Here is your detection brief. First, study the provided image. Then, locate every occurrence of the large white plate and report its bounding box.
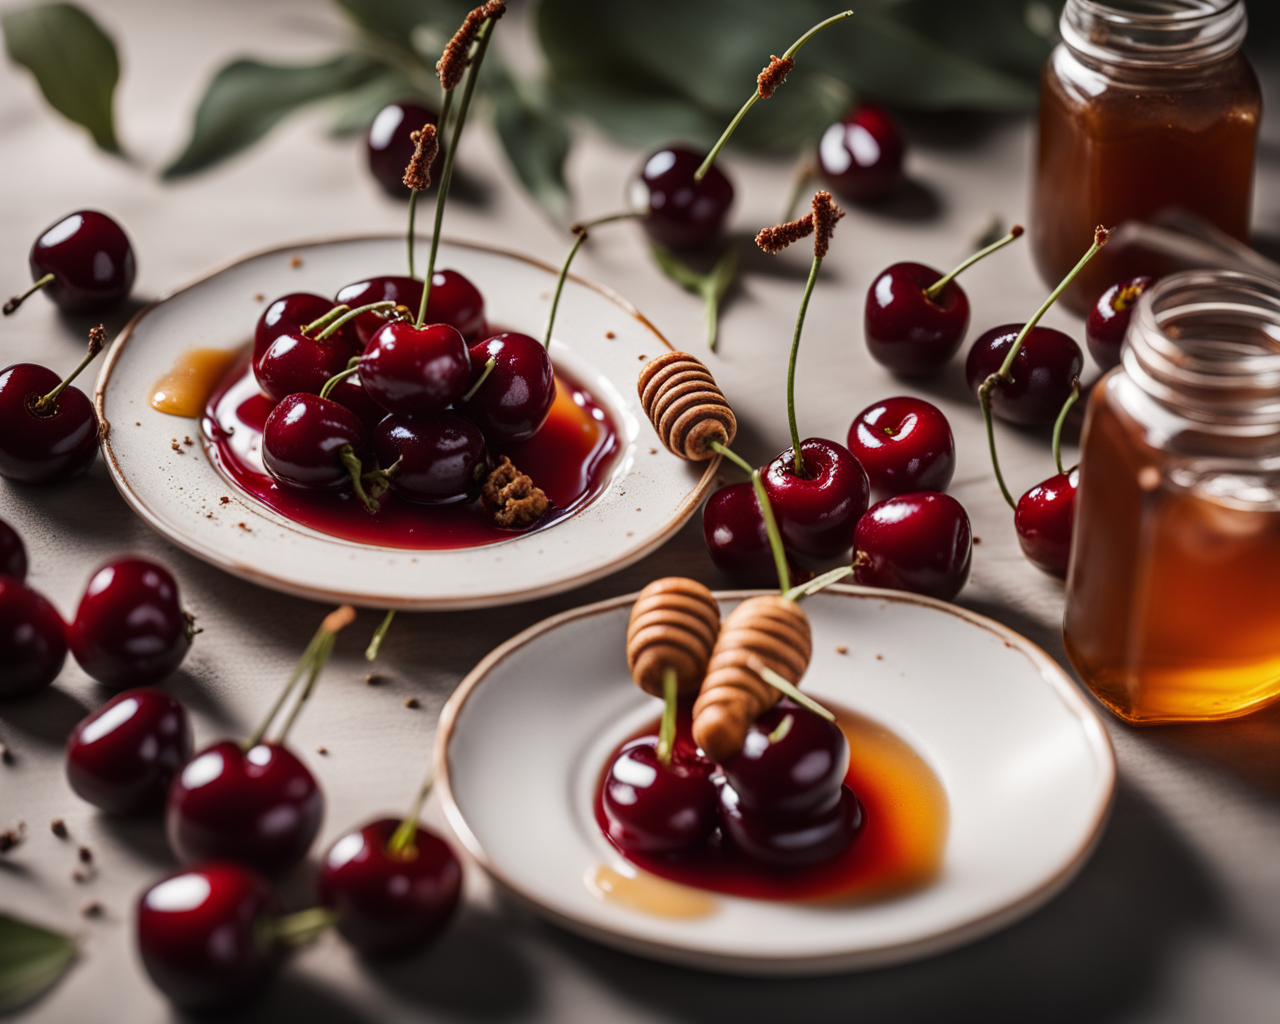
[437,586,1115,974]
[95,236,715,609]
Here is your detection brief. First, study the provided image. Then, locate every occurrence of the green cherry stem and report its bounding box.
[317,301,396,341]
[923,225,1025,301]
[780,158,817,223]
[695,10,853,182]
[786,254,823,478]
[1053,378,1081,476]
[387,773,434,857]
[274,606,356,744]
[460,356,496,402]
[783,565,853,602]
[407,188,420,279]
[408,89,456,278]
[269,907,339,948]
[3,272,56,315]
[981,387,1017,510]
[318,356,361,400]
[751,661,835,721]
[31,325,105,415]
[656,667,678,766]
[545,228,586,349]
[302,304,351,337]
[340,445,381,514]
[365,609,396,661]
[571,210,645,233]
[709,440,790,594]
[418,15,498,327]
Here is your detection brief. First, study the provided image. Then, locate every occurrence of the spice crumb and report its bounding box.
[237,523,250,531]
[649,448,657,455]
[290,256,303,268]
[183,436,193,446]
[0,742,12,764]
[220,496,230,504]
[835,645,848,655]
[973,536,982,545]
[0,823,25,852]
[254,293,265,302]
[481,457,549,528]
[171,443,182,453]
[80,900,105,918]
[78,845,93,864]
[316,746,328,755]
[135,421,141,426]
[403,697,420,709]
[638,354,647,361]
[606,331,616,339]
[875,653,883,660]
[51,819,68,839]
[364,673,382,686]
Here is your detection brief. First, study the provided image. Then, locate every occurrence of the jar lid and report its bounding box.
[1062,0,1247,69]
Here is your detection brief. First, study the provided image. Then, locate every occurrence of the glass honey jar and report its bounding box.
[1064,271,1280,723]
[1032,0,1261,315]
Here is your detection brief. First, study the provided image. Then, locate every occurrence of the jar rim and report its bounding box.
[1063,0,1247,69]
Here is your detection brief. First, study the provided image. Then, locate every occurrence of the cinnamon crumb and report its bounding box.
[171,443,182,452]
[875,653,883,660]
[638,354,646,361]
[403,123,439,191]
[135,421,140,426]
[316,746,328,755]
[80,900,105,918]
[649,448,657,455]
[78,845,92,863]
[404,697,420,709]
[811,190,844,259]
[364,673,382,686]
[755,213,814,253]
[973,536,982,545]
[290,256,303,268]
[0,823,25,852]
[183,436,193,446]
[482,456,549,529]
[51,819,68,839]
[437,1,507,90]
[756,54,795,99]
[254,293,265,302]
[835,645,848,655]
[237,522,250,531]
[0,742,11,764]
[606,331,616,339]
[220,496,230,504]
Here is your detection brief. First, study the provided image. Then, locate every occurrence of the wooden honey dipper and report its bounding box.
[638,351,737,462]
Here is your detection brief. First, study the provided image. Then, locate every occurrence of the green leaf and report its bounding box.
[651,244,739,351]
[2,3,121,153]
[488,57,572,226]
[329,67,420,136]
[0,914,77,1012]
[164,54,381,179]
[335,0,471,46]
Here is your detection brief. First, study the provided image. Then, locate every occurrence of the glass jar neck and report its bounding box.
[1061,0,1247,71]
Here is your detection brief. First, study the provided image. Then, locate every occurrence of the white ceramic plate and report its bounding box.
[94,236,715,609]
[437,585,1115,975]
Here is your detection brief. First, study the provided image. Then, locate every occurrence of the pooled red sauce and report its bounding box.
[201,356,620,549]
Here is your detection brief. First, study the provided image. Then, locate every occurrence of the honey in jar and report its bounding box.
[1064,271,1280,723]
[1032,0,1261,314]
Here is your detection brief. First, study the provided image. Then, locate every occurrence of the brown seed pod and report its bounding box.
[637,352,737,461]
[692,595,812,762]
[626,578,720,698]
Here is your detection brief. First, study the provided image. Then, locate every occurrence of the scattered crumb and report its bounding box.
[626,531,634,537]
[183,436,193,446]
[134,421,141,426]
[171,443,182,453]
[72,867,92,883]
[638,354,646,361]
[973,536,982,545]
[539,292,550,300]
[78,845,93,864]
[481,457,549,528]
[835,645,848,655]
[875,653,883,660]
[316,746,328,755]
[254,293,265,302]
[364,673,382,686]
[649,448,657,455]
[289,256,304,268]
[220,496,230,504]
[605,331,616,339]
[0,823,25,852]
[635,508,641,512]
[80,900,105,918]
[205,513,214,519]
[403,697,420,709]
[51,819,68,839]
[237,523,250,531]
[0,742,12,765]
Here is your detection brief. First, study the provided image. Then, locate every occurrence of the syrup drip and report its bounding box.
[150,347,242,417]
[586,864,718,919]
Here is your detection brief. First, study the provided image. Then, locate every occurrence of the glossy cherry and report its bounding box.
[702,482,782,587]
[253,293,354,375]
[0,517,27,580]
[367,100,442,196]
[463,333,555,445]
[360,321,471,415]
[137,862,279,1010]
[0,575,66,697]
[965,324,1084,427]
[1016,468,1078,577]
[66,687,192,813]
[5,210,135,315]
[262,393,368,492]
[719,700,849,815]
[847,396,955,496]
[327,375,388,434]
[0,363,99,483]
[255,328,362,403]
[318,818,462,958]
[817,104,905,203]
[1086,275,1153,372]
[335,271,486,347]
[373,411,488,505]
[166,739,324,873]
[864,262,970,376]
[632,146,734,250]
[601,736,718,855]
[719,779,861,869]
[761,438,869,561]
[853,491,972,601]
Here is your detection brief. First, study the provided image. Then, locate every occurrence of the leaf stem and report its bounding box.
[545,228,586,349]
[923,225,1024,301]
[1053,378,1080,476]
[365,609,395,661]
[786,255,822,477]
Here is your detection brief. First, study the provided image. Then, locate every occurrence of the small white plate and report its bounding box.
[94,236,715,609]
[437,586,1115,975]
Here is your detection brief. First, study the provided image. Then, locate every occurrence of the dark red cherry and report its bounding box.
[367,100,442,196]
[373,411,488,505]
[7,210,136,315]
[463,333,555,445]
[166,739,323,873]
[255,328,362,403]
[854,491,972,601]
[67,558,193,689]
[1016,468,1078,578]
[702,482,781,587]
[252,293,353,376]
[262,393,368,492]
[318,818,462,958]
[719,781,862,869]
[0,517,27,580]
[327,375,388,434]
[66,687,193,813]
[601,736,718,855]
[360,321,471,416]
[817,104,905,203]
[0,363,98,483]
[965,324,1084,427]
[719,700,849,815]
[864,262,970,376]
[761,438,869,561]
[847,396,955,497]
[335,271,486,347]
[137,862,279,1010]
[633,146,734,250]
[1086,276,1153,372]
[0,575,66,697]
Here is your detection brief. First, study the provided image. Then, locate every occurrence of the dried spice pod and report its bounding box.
[638,351,737,461]
[692,595,812,762]
[626,578,721,698]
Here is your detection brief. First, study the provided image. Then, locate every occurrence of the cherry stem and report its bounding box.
[269,907,338,948]
[3,272,55,316]
[366,609,396,661]
[407,188,421,279]
[783,565,853,601]
[710,440,790,594]
[274,606,356,744]
[786,254,823,478]
[695,10,854,182]
[32,325,105,415]
[545,229,587,349]
[1053,378,1080,476]
[245,606,355,750]
[317,301,396,340]
[767,714,794,744]
[656,667,678,766]
[302,304,350,337]
[340,444,381,514]
[460,356,496,402]
[571,210,645,233]
[318,357,361,400]
[979,388,1016,510]
[750,660,835,721]
[418,15,498,327]
[923,225,1025,301]
[388,773,434,858]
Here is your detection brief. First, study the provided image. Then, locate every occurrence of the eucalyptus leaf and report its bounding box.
[0,914,77,1012]
[164,54,381,178]
[335,0,471,46]
[488,58,571,225]
[2,2,121,153]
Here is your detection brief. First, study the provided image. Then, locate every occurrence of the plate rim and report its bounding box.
[434,583,1117,975]
[92,234,720,610]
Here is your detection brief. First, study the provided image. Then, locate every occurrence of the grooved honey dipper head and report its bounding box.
[626,578,721,698]
[638,352,737,461]
[692,595,812,762]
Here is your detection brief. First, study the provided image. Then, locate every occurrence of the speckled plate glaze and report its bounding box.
[95,236,715,609]
[438,586,1116,975]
